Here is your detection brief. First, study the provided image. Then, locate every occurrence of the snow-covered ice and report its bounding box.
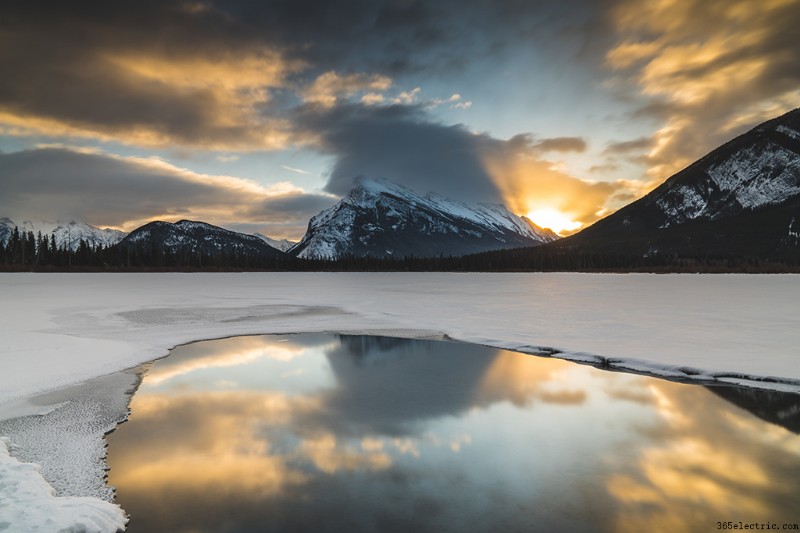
[0,438,127,533]
[1,273,799,406]
[0,368,140,500]
[0,272,799,531]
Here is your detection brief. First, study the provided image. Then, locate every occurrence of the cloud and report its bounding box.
[0,147,334,238]
[246,193,338,225]
[293,102,625,231]
[0,1,607,152]
[0,3,305,150]
[295,103,504,203]
[605,0,800,181]
[280,165,313,175]
[533,137,587,153]
[476,133,638,229]
[602,136,651,155]
[301,71,393,107]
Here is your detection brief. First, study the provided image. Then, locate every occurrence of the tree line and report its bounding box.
[0,227,108,268]
[2,226,799,273]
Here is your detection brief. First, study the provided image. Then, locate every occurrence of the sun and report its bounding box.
[526,208,582,235]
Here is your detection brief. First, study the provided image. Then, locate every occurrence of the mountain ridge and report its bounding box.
[119,219,286,258]
[289,178,558,259]
[548,107,800,259]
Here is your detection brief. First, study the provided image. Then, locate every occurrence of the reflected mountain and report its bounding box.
[707,385,800,434]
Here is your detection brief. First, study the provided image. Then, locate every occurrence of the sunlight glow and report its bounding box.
[526,208,582,234]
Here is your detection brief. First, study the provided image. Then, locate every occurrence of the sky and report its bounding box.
[1,0,799,238]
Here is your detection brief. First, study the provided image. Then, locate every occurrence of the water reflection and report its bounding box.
[107,335,800,533]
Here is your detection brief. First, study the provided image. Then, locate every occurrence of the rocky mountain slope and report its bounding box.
[119,220,285,258]
[551,107,800,259]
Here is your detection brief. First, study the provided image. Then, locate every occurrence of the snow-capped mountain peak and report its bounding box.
[0,218,127,251]
[253,233,297,252]
[290,178,558,259]
[649,108,800,228]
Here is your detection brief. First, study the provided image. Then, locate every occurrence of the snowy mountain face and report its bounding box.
[648,110,800,228]
[120,220,285,257]
[0,218,126,251]
[289,179,558,259]
[556,107,800,259]
[253,233,297,252]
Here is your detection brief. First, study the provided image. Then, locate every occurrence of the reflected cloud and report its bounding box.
[298,434,392,474]
[607,381,800,531]
[107,335,800,532]
[146,336,313,387]
[478,347,587,407]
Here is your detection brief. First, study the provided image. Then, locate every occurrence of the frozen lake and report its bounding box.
[1,273,799,410]
[107,334,800,532]
[1,273,799,531]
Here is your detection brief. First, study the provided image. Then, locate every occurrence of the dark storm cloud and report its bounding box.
[295,103,504,203]
[245,193,337,227]
[0,148,333,235]
[0,0,607,149]
[0,1,301,148]
[228,0,606,72]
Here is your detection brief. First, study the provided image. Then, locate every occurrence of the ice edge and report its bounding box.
[458,336,800,395]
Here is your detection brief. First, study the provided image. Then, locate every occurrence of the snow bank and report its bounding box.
[0,437,127,533]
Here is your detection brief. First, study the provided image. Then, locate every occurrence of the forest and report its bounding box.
[2,226,799,273]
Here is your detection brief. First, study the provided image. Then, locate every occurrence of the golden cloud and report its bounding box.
[607,0,800,182]
[302,71,393,107]
[480,140,641,233]
[0,5,310,152]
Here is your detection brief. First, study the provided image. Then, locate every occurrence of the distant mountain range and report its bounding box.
[0,218,126,251]
[0,218,297,256]
[3,108,799,270]
[253,234,297,252]
[289,179,558,259]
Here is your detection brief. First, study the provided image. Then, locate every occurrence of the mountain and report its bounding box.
[119,220,285,259]
[253,233,297,252]
[0,218,127,251]
[289,179,558,259]
[548,108,800,261]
